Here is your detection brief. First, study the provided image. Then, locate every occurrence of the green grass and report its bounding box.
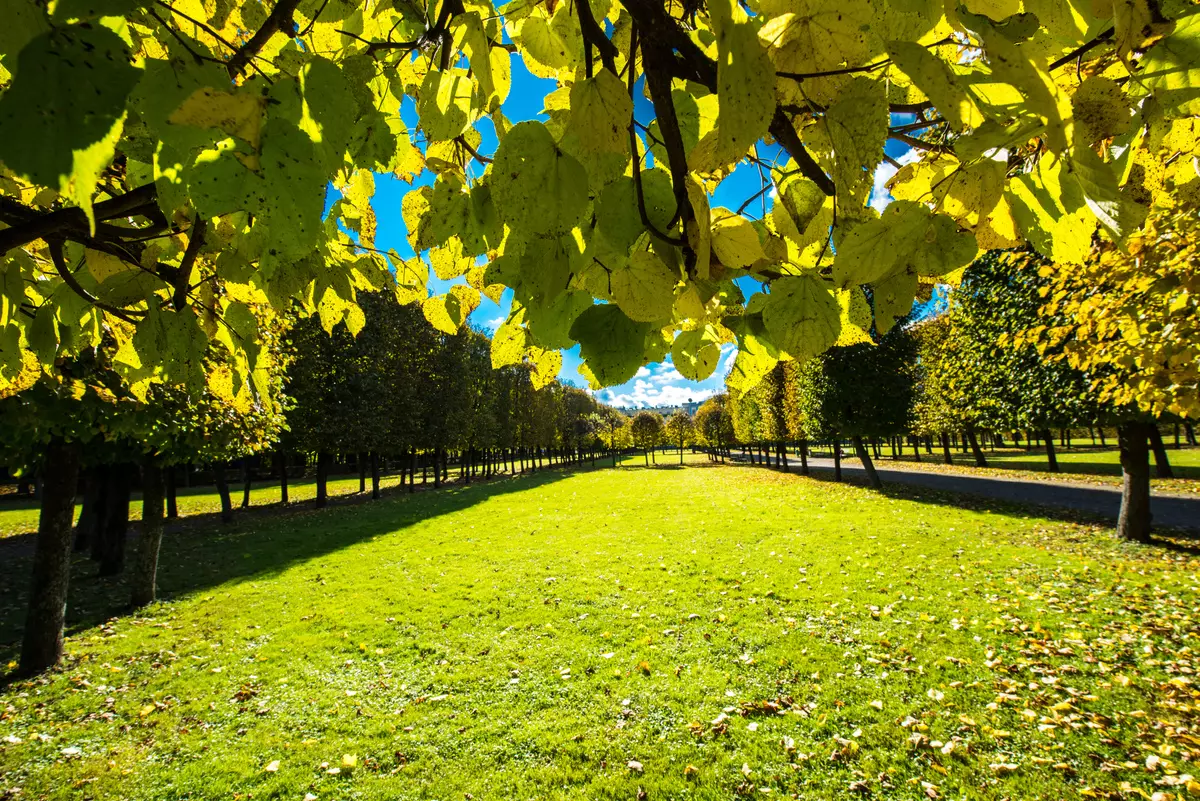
[1,464,1197,800]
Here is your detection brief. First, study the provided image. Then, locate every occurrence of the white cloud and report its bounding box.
[602,382,716,409]
[869,149,921,213]
[635,366,651,378]
[483,316,505,332]
[716,344,737,379]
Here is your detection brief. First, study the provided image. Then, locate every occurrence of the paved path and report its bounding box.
[776,456,1200,533]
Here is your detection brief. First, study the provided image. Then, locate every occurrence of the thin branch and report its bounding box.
[155,1,241,53]
[768,109,835,196]
[889,132,952,153]
[777,58,891,82]
[457,136,493,164]
[890,118,946,135]
[148,8,225,66]
[227,0,302,79]
[1048,26,1114,71]
[298,0,331,36]
[47,240,143,324]
[173,216,206,311]
[736,181,772,216]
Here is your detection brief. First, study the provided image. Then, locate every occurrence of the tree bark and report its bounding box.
[316,451,331,508]
[166,466,178,519]
[371,451,381,499]
[852,435,882,489]
[277,449,289,505]
[74,468,102,552]
[95,463,131,576]
[833,438,842,482]
[1117,422,1153,543]
[130,459,165,608]
[910,436,921,462]
[1148,426,1175,479]
[940,432,953,464]
[241,459,252,508]
[798,439,809,475]
[19,439,81,675]
[358,452,367,493]
[1041,428,1060,473]
[966,428,988,467]
[214,462,234,523]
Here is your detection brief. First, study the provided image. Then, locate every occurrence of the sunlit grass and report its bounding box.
[1,464,1196,800]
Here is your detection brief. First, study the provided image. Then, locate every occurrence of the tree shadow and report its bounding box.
[733,456,1200,543]
[0,468,576,664]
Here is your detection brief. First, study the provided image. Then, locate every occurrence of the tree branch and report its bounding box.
[457,136,493,164]
[0,184,159,255]
[641,40,692,229]
[627,25,684,248]
[768,109,835,196]
[173,216,206,311]
[47,240,144,324]
[577,0,618,75]
[890,132,952,153]
[1048,26,1114,71]
[777,58,891,82]
[227,0,302,79]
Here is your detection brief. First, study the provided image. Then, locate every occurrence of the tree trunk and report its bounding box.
[852,435,881,490]
[799,439,809,475]
[278,449,289,505]
[940,432,952,465]
[833,439,842,482]
[95,463,132,576]
[409,447,418,493]
[241,459,252,508]
[966,428,988,467]
[778,442,788,473]
[214,462,234,523]
[74,468,102,553]
[19,439,81,675]
[166,466,178,519]
[1041,428,1060,473]
[1099,427,1108,447]
[910,436,921,462]
[1117,422,1153,543]
[433,446,443,488]
[1184,422,1196,446]
[358,452,367,493]
[371,452,381,499]
[1148,426,1175,479]
[130,459,165,608]
[315,451,331,508]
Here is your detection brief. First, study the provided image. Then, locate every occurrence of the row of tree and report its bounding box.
[2,291,624,676]
[721,227,1197,543]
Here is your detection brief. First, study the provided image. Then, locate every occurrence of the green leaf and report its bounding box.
[612,250,678,323]
[490,121,589,237]
[672,325,723,381]
[0,25,141,230]
[51,0,147,23]
[886,40,982,131]
[1136,11,1200,118]
[711,212,765,269]
[596,171,676,252]
[710,0,776,164]
[824,76,889,204]
[132,306,207,386]
[832,201,976,287]
[419,68,476,142]
[528,289,592,349]
[761,275,840,360]
[491,318,528,368]
[569,304,652,387]
[873,268,918,334]
[565,70,634,156]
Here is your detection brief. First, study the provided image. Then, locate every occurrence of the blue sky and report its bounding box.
[368,55,917,408]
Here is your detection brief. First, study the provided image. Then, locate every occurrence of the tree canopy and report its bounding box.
[3,0,1199,401]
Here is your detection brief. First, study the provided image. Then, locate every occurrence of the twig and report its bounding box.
[457,136,493,164]
[777,58,891,82]
[173,216,206,311]
[627,25,684,247]
[48,240,144,323]
[227,0,302,79]
[1048,27,1114,71]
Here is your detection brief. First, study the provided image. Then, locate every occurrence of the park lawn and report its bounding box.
[1,465,1197,800]
[0,473,410,540]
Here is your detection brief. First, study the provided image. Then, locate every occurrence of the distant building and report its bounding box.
[615,399,702,417]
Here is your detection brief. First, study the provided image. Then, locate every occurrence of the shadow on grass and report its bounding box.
[731,457,1200,544]
[0,467,579,665]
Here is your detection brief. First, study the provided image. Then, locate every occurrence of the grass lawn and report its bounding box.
[1,464,1197,800]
